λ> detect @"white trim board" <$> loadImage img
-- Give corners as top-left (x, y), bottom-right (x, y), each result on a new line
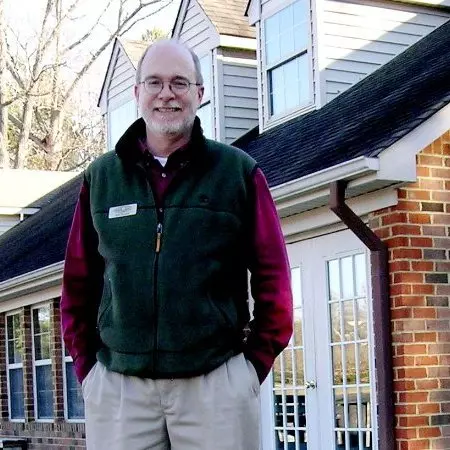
top-left (281, 186), bottom-right (398, 242)
top-left (0, 262), bottom-right (64, 303)
top-left (218, 35), bottom-right (257, 50)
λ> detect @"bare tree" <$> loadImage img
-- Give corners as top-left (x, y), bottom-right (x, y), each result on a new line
top-left (0, 0), bottom-right (8, 168)
top-left (6, 0), bottom-right (172, 170)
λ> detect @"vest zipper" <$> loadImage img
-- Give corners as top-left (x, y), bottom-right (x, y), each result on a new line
top-left (153, 214), bottom-right (163, 370)
top-left (155, 223), bottom-right (163, 253)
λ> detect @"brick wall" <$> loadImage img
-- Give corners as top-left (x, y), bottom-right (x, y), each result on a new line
top-left (0, 301), bottom-right (86, 449)
top-left (370, 131), bottom-right (450, 450)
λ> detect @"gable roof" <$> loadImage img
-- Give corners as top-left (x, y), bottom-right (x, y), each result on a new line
top-left (97, 38), bottom-right (144, 110)
top-left (0, 175), bottom-right (82, 283)
top-left (198, 0), bottom-right (255, 39)
top-left (0, 169), bottom-right (78, 210)
top-left (121, 39), bottom-right (148, 67)
top-left (173, 0), bottom-right (255, 40)
top-left (234, 19), bottom-right (450, 187)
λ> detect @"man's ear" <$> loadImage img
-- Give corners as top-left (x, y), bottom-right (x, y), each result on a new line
top-left (197, 85), bottom-right (204, 105)
top-left (134, 84), bottom-right (140, 102)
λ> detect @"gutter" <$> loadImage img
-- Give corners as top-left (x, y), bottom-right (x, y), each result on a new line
top-left (330, 180), bottom-right (395, 450)
top-left (0, 261), bottom-right (64, 302)
top-left (271, 156), bottom-right (379, 215)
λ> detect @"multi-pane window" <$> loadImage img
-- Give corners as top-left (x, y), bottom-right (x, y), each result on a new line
top-left (197, 53), bottom-right (214, 139)
top-left (109, 100), bottom-right (138, 150)
top-left (6, 313), bottom-right (25, 420)
top-left (264, 0), bottom-right (312, 118)
top-left (328, 254), bottom-right (374, 450)
top-left (272, 267), bottom-right (307, 449)
top-left (63, 346), bottom-right (84, 420)
top-left (32, 305), bottom-right (54, 420)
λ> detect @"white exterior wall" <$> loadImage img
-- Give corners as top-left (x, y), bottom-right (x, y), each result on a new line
top-left (0, 215), bottom-right (20, 236)
top-left (107, 49), bottom-right (135, 110)
top-left (221, 53), bottom-right (259, 143)
top-left (178, 0), bottom-right (218, 56)
top-left (322, 0), bottom-right (450, 102)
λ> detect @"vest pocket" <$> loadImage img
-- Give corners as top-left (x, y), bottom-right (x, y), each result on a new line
top-left (97, 277), bottom-right (112, 327)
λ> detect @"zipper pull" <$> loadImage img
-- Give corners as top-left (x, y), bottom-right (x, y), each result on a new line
top-left (156, 223), bottom-right (163, 253)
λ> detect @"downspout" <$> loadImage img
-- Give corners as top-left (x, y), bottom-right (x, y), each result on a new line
top-left (329, 180), bottom-right (395, 450)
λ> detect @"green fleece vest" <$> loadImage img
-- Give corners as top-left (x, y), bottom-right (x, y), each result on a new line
top-left (85, 138), bottom-right (257, 377)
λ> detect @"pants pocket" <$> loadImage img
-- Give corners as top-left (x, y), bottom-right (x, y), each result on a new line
top-left (244, 357), bottom-right (260, 397)
top-left (82, 361), bottom-right (98, 400)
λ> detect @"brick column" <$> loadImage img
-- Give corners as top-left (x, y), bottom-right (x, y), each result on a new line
top-left (369, 131), bottom-right (450, 450)
top-left (22, 307), bottom-right (35, 421)
top-left (0, 314), bottom-right (8, 420)
top-left (51, 297), bottom-right (65, 421)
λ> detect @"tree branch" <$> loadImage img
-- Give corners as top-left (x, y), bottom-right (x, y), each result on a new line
top-left (8, 113), bottom-right (48, 152)
top-left (61, 0), bottom-right (114, 54)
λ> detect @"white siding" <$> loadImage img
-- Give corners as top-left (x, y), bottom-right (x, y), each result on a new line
top-left (107, 49), bottom-right (135, 110)
top-left (323, 0), bottom-right (450, 101)
top-left (178, 0), bottom-right (217, 56)
top-left (222, 61), bottom-right (259, 143)
top-left (0, 215), bottom-right (20, 236)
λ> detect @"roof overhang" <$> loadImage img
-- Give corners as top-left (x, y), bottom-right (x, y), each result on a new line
top-left (392, 0), bottom-right (450, 9)
top-left (218, 34), bottom-right (256, 50)
top-left (272, 101), bottom-right (450, 217)
top-left (0, 261), bottom-right (64, 303)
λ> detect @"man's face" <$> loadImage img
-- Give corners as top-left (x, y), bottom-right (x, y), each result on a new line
top-left (134, 43), bottom-right (204, 138)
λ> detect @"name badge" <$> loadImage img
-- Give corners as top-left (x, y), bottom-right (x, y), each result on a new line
top-left (108, 204), bottom-right (137, 219)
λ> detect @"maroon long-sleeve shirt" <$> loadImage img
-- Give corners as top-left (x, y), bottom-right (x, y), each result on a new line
top-left (61, 143), bottom-right (293, 384)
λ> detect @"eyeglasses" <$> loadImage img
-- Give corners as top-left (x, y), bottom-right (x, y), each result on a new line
top-left (139, 77), bottom-right (202, 95)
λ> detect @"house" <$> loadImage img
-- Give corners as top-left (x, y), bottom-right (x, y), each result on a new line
top-left (0, 0), bottom-right (449, 448)
top-left (0, 170), bottom-right (78, 236)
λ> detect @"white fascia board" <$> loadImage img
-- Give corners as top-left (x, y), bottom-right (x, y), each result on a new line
top-left (0, 261), bottom-right (64, 302)
top-left (281, 186), bottom-right (398, 242)
top-left (97, 40), bottom-right (120, 113)
top-left (272, 156), bottom-right (379, 206)
top-left (0, 207), bottom-right (40, 215)
top-left (378, 102), bottom-right (450, 181)
top-left (218, 35), bottom-right (257, 50)
top-left (247, 0), bottom-right (260, 25)
top-left (391, 0), bottom-right (450, 8)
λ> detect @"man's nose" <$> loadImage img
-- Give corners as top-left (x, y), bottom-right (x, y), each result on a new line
top-left (158, 82), bottom-right (175, 99)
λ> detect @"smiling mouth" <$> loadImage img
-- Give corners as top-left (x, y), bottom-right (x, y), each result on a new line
top-left (155, 107), bottom-right (181, 112)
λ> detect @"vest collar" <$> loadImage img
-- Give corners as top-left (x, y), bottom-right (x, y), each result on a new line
top-left (115, 116), bottom-right (207, 166)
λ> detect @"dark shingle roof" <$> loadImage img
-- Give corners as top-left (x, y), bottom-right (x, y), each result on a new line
top-left (198, 0), bottom-right (255, 39)
top-left (234, 20), bottom-right (450, 187)
top-left (0, 175), bottom-right (82, 283)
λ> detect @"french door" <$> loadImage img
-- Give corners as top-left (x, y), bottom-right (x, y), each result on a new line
top-left (260, 230), bottom-right (378, 450)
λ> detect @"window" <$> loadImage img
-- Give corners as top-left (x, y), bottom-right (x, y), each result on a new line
top-left (197, 54), bottom-right (214, 139)
top-left (32, 305), bottom-right (54, 420)
top-left (109, 100), bottom-right (138, 150)
top-left (6, 313), bottom-right (24, 420)
top-left (264, 0), bottom-right (312, 119)
top-left (328, 254), bottom-right (374, 449)
top-left (63, 346), bottom-right (84, 420)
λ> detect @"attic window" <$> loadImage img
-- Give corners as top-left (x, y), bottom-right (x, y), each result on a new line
top-left (264, 0), bottom-right (313, 119)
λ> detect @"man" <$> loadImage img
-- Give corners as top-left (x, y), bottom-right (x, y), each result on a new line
top-left (61, 39), bottom-right (292, 450)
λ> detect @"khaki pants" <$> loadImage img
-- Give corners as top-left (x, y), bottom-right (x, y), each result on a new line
top-left (82, 353), bottom-right (261, 450)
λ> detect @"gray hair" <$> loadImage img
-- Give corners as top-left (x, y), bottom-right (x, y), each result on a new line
top-left (135, 39), bottom-right (204, 86)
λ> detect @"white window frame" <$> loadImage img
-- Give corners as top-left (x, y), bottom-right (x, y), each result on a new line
top-left (32, 304), bottom-right (54, 422)
top-left (6, 311), bottom-right (25, 422)
top-left (62, 345), bottom-right (85, 423)
top-left (108, 99), bottom-right (138, 151)
top-left (261, 0), bottom-right (315, 129)
top-left (197, 52), bottom-right (215, 139)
